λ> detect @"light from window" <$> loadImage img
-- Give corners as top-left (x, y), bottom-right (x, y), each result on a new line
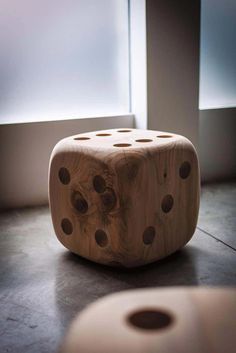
top-left (0, 0), bottom-right (129, 124)
top-left (199, 0), bottom-right (236, 109)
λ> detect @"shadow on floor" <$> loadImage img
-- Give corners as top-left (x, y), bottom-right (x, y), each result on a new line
top-left (54, 246), bottom-right (198, 327)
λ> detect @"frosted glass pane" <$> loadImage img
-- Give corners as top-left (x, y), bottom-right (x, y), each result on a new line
top-left (199, 0), bottom-right (236, 109)
top-left (0, 0), bottom-right (129, 123)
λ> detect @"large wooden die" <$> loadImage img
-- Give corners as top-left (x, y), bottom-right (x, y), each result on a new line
top-left (49, 128), bottom-right (200, 268)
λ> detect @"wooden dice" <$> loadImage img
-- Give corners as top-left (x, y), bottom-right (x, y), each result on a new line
top-left (60, 287), bottom-right (236, 353)
top-left (49, 128), bottom-right (200, 267)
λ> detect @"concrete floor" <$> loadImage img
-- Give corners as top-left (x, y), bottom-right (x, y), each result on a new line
top-left (0, 181), bottom-right (235, 353)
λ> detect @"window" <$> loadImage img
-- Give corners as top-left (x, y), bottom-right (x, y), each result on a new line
top-left (0, 0), bottom-right (130, 124)
top-left (199, 0), bottom-right (236, 109)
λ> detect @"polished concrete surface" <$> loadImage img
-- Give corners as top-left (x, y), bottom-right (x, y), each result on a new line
top-left (0, 181), bottom-right (235, 353)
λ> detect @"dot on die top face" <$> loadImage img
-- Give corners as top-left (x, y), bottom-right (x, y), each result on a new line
top-left (49, 128), bottom-right (200, 268)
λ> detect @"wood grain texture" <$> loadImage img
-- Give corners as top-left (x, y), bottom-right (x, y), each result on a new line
top-left (60, 287), bottom-right (236, 353)
top-left (49, 128), bottom-right (200, 267)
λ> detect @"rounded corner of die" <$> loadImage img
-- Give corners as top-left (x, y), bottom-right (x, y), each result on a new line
top-left (50, 138), bottom-right (66, 160)
top-left (180, 135), bottom-right (198, 154)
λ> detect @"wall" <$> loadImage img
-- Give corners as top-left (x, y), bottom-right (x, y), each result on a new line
top-left (146, 0), bottom-right (200, 149)
top-left (199, 108), bottom-right (236, 181)
top-left (0, 115), bottom-right (134, 209)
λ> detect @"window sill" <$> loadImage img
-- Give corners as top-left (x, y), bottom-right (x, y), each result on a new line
top-left (0, 114), bottom-right (134, 209)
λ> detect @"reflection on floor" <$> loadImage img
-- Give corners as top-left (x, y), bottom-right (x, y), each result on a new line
top-left (0, 181), bottom-right (235, 353)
